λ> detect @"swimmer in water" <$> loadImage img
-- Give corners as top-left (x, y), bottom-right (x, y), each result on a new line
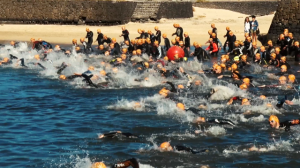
top-left (92, 158), bottom-right (139, 168)
top-left (193, 116), bottom-right (236, 127)
top-left (98, 131), bottom-right (138, 139)
top-left (269, 115), bottom-right (300, 131)
top-left (159, 142), bottom-right (208, 154)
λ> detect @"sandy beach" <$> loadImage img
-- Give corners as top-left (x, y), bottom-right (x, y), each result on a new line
top-left (0, 7), bottom-right (274, 46)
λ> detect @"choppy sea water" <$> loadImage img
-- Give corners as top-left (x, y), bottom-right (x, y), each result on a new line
top-left (1, 44), bottom-right (300, 167)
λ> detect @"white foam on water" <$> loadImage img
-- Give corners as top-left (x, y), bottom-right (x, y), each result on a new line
top-left (205, 126), bottom-right (226, 136)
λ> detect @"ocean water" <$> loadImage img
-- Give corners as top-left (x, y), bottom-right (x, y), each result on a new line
top-left (1, 44), bottom-right (300, 168)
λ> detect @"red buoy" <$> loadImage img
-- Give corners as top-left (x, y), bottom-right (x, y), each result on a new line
top-left (167, 46), bottom-right (184, 61)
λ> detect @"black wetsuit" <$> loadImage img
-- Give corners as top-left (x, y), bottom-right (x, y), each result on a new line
top-left (292, 46), bottom-right (300, 62)
top-left (269, 59), bottom-right (280, 67)
top-left (121, 29), bottom-right (130, 42)
top-left (192, 47), bottom-right (207, 62)
top-left (150, 34), bottom-right (156, 44)
top-left (102, 132), bottom-right (138, 138)
top-left (19, 58), bottom-right (27, 68)
top-left (224, 30), bottom-right (230, 51)
top-left (261, 51), bottom-right (267, 61)
top-left (228, 35), bottom-right (236, 52)
top-left (112, 158), bottom-right (139, 168)
top-left (174, 27), bottom-right (183, 41)
top-left (96, 33), bottom-right (104, 45)
top-left (86, 31), bottom-right (94, 46)
top-left (81, 73), bottom-right (98, 88)
top-left (279, 119), bottom-right (300, 131)
top-left (57, 62), bottom-right (68, 74)
top-left (82, 41), bottom-right (93, 54)
top-left (174, 145), bottom-right (207, 154)
top-left (266, 46), bottom-right (275, 62)
top-left (254, 58), bottom-right (267, 65)
top-left (145, 43), bottom-right (152, 56)
top-left (207, 118), bottom-right (236, 126)
top-left (156, 30), bottom-right (161, 44)
top-left (164, 38), bottom-right (171, 52)
top-left (114, 43), bottom-right (121, 55)
top-left (277, 39), bottom-right (288, 56)
top-left (230, 46), bottom-right (242, 56)
top-left (287, 38), bottom-right (295, 55)
top-left (212, 28), bottom-right (217, 36)
top-left (103, 38), bottom-right (112, 45)
top-left (185, 36), bottom-right (190, 50)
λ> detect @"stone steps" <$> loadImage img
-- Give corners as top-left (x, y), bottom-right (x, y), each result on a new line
top-left (131, 2), bottom-right (161, 20)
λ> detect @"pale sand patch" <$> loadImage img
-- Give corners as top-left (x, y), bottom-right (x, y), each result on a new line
top-left (0, 7), bottom-right (274, 46)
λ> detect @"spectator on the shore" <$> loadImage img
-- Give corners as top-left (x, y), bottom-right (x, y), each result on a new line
top-left (250, 15), bottom-right (259, 43)
top-left (244, 17), bottom-right (250, 34)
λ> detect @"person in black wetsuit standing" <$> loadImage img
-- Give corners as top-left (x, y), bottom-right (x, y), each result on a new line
top-left (172, 23), bottom-right (183, 41)
top-left (154, 26), bottom-right (161, 45)
top-left (211, 23), bottom-right (217, 37)
top-left (85, 28), bottom-right (93, 46)
top-left (184, 32), bottom-right (190, 52)
top-left (223, 26), bottom-right (231, 51)
top-left (228, 31), bottom-right (236, 52)
top-left (120, 26), bottom-right (130, 42)
top-left (95, 29), bottom-right (103, 46)
top-left (162, 33), bottom-right (171, 54)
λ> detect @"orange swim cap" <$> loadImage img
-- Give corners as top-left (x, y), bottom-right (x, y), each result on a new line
top-left (194, 80), bottom-right (201, 86)
top-left (92, 162), bottom-right (106, 168)
top-left (160, 142), bottom-right (172, 151)
top-left (239, 84), bottom-right (248, 90)
top-left (100, 70), bottom-right (106, 76)
top-left (269, 115), bottom-right (279, 124)
top-left (195, 117), bottom-right (206, 122)
top-left (243, 78), bottom-right (250, 84)
top-left (88, 66), bottom-right (95, 71)
top-left (59, 75), bottom-right (66, 80)
top-left (177, 103), bottom-right (185, 110)
top-left (178, 84), bottom-right (184, 89)
top-left (34, 54), bottom-right (40, 60)
top-left (134, 102), bottom-right (141, 108)
top-left (288, 74), bottom-right (295, 81)
top-left (242, 98), bottom-right (249, 105)
top-left (260, 95), bottom-right (266, 100)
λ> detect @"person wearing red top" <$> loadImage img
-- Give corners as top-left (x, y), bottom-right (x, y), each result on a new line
top-left (205, 38), bottom-right (218, 58)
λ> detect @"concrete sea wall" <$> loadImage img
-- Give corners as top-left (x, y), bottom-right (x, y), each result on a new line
top-left (193, 0), bottom-right (278, 16)
top-left (0, 0), bottom-right (193, 25)
top-left (267, 0), bottom-right (300, 43)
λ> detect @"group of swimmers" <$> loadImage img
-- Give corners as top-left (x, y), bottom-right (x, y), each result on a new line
top-left (1, 20), bottom-right (300, 167)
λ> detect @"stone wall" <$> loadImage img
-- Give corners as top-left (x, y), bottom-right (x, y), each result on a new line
top-left (267, 0), bottom-right (300, 43)
top-left (157, 2), bottom-right (193, 19)
top-left (0, 0), bottom-right (138, 25)
top-left (193, 1), bottom-right (278, 16)
top-left (0, 0), bottom-right (192, 25)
